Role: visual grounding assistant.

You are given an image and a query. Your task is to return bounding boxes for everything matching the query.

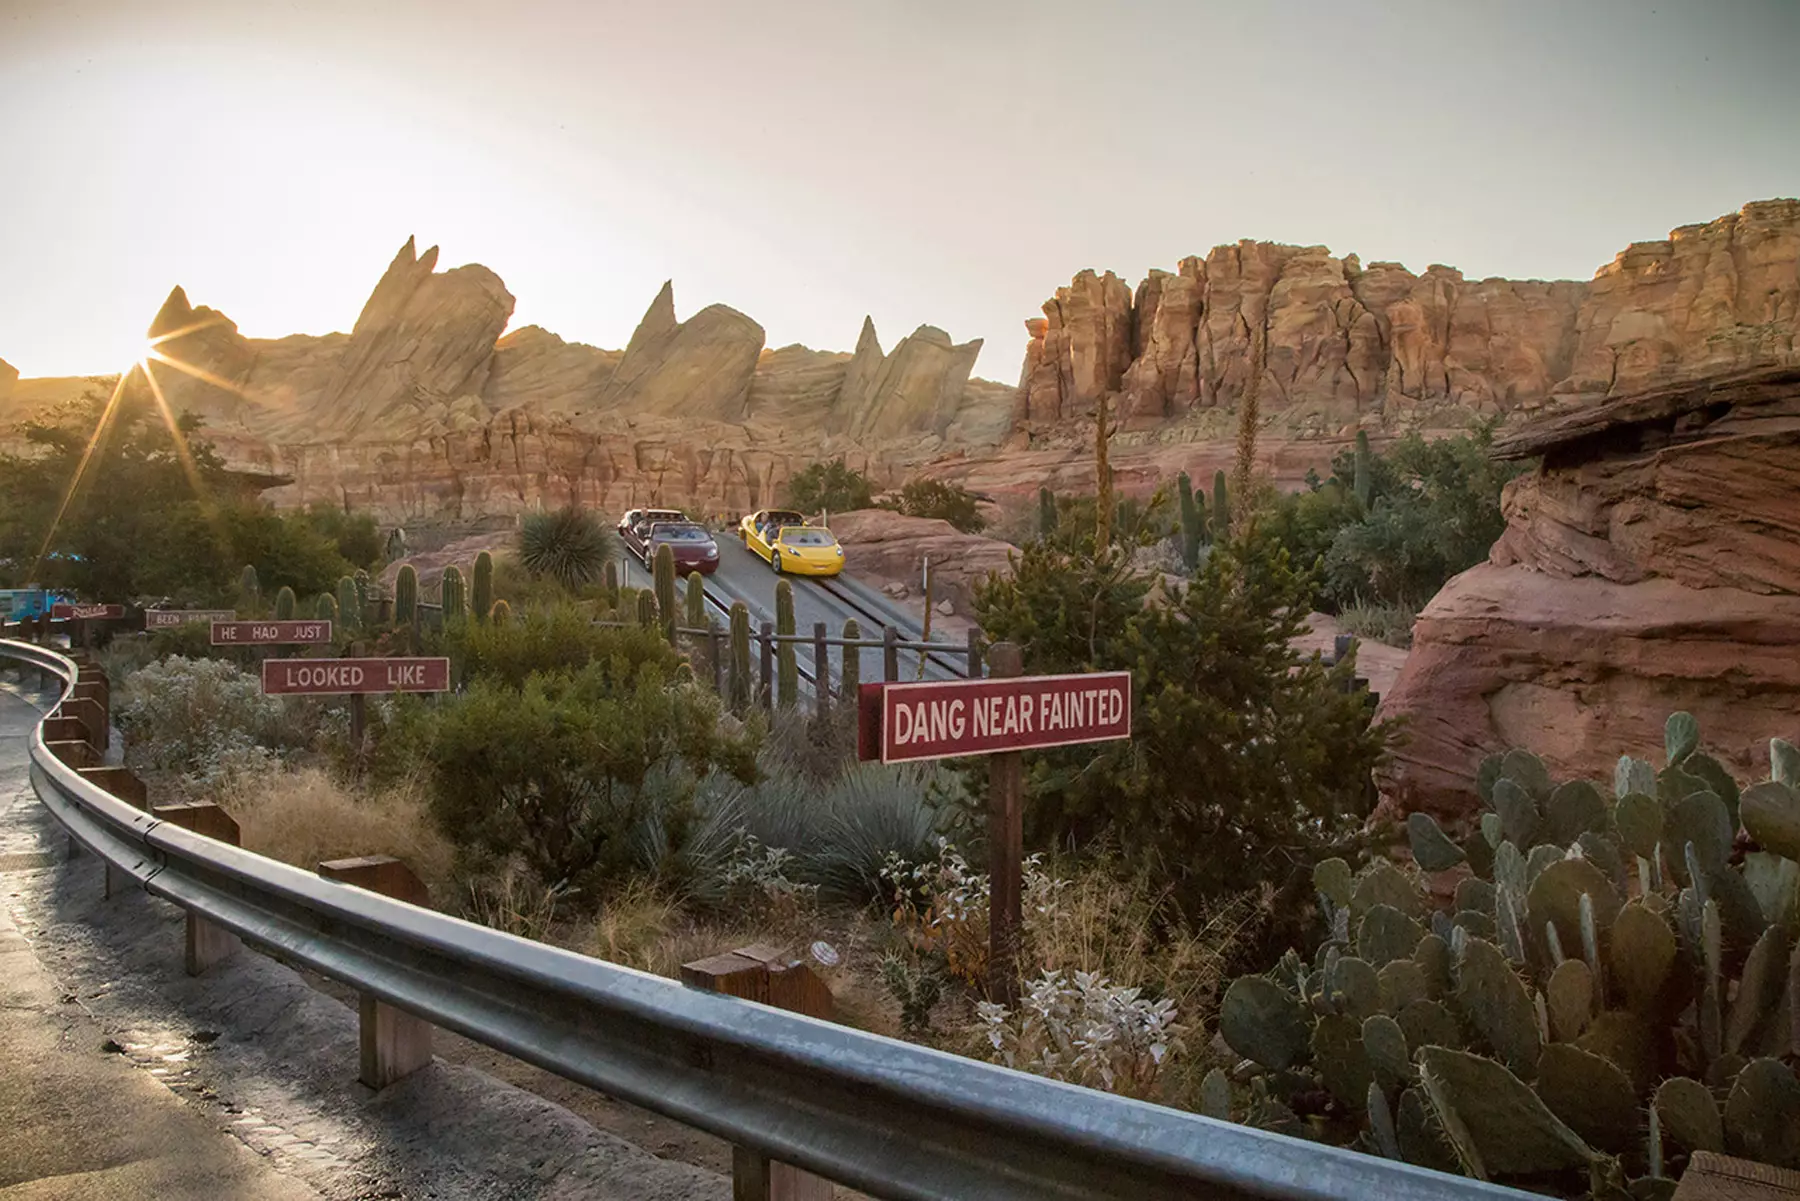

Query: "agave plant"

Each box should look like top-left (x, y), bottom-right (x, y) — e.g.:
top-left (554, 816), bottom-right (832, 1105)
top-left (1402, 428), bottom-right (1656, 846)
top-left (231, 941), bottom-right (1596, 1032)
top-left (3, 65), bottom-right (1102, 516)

top-left (1214, 714), bottom-right (1800, 1198)
top-left (518, 506), bottom-right (615, 592)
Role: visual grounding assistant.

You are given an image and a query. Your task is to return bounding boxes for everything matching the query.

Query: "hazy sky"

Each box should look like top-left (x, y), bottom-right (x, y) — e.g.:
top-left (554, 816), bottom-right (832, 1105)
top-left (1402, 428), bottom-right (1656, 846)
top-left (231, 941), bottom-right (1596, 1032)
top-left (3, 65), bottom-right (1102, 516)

top-left (3, 0), bottom-right (1797, 381)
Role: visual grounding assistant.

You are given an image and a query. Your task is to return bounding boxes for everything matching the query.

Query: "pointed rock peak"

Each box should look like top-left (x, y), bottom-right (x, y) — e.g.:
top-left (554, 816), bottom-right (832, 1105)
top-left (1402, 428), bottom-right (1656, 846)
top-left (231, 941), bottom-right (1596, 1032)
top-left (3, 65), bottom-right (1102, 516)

top-left (419, 244), bottom-right (440, 274)
top-left (622, 281), bottom-right (680, 359)
top-left (852, 315), bottom-right (882, 358)
top-left (393, 236), bottom-right (418, 266)
top-left (909, 324), bottom-right (953, 347)
top-left (148, 285), bottom-right (197, 338)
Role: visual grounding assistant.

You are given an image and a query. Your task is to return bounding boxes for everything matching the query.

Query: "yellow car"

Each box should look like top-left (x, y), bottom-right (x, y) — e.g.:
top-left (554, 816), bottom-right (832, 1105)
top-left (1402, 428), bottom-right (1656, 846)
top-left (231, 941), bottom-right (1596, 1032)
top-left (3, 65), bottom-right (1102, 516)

top-left (739, 509), bottom-right (846, 577)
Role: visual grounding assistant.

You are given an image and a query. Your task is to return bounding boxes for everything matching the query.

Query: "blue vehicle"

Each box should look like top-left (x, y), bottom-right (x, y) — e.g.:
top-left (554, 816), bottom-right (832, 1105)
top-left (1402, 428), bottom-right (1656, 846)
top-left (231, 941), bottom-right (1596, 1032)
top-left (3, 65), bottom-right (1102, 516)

top-left (0, 588), bottom-right (75, 621)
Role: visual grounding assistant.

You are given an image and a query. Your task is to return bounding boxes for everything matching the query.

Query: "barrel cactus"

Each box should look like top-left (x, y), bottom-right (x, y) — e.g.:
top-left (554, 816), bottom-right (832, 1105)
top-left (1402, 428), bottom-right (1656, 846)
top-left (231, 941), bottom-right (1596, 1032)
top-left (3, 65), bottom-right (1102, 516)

top-left (471, 550), bottom-right (494, 623)
top-left (1214, 712), bottom-right (1800, 1195)
top-left (239, 565), bottom-right (261, 611)
top-left (315, 592), bottom-right (337, 623)
top-left (394, 564), bottom-right (418, 626)
top-left (274, 585), bottom-right (296, 620)
top-left (775, 579), bottom-right (797, 708)
top-left (441, 564), bottom-right (467, 624)
top-left (488, 598), bottom-right (511, 626)
top-left (336, 575), bottom-right (359, 633)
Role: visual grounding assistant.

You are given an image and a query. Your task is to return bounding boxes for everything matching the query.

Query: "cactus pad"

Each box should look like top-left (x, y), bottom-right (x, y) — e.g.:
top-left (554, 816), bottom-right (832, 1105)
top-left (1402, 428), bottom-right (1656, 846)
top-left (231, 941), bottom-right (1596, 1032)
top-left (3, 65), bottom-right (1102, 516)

top-left (1367, 1081), bottom-right (1400, 1159)
top-left (1544, 780), bottom-right (1608, 846)
top-left (1502, 749), bottom-right (1553, 800)
top-left (1311, 1012), bottom-right (1374, 1107)
top-left (1723, 1057), bottom-right (1800, 1169)
top-left (1407, 812), bottom-right (1466, 872)
top-left (1398, 999), bottom-right (1462, 1052)
top-left (1610, 901), bottom-right (1677, 1015)
top-left (1684, 752), bottom-right (1741, 823)
top-left (1358, 904), bottom-right (1425, 969)
top-left (1545, 959), bottom-right (1594, 1043)
top-left (1480, 811), bottom-right (1503, 848)
top-left (1396, 1086), bottom-right (1460, 1174)
top-left (1220, 976), bottom-right (1312, 1070)
top-left (1313, 856), bottom-right (1353, 908)
top-left (1664, 712), bottom-right (1700, 766)
top-left (1455, 877), bottom-right (1497, 915)
top-left (1741, 850), bottom-right (1799, 932)
top-left (1615, 755), bottom-right (1656, 801)
top-left (1525, 842), bottom-right (1566, 891)
top-left (1576, 1009), bottom-right (1657, 1093)
top-left (1534, 1043), bottom-right (1640, 1153)
top-left (1740, 781), bottom-right (1800, 862)
top-left (1363, 1013), bottom-right (1413, 1093)
top-left (1464, 827), bottom-right (1495, 878)
top-left (1378, 960), bottom-right (1428, 1012)
top-left (1493, 778), bottom-right (1542, 849)
top-left (1653, 1076), bottom-right (1723, 1155)
top-left (1413, 933), bottom-right (1452, 999)
top-left (1476, 753), bottom-right (1505, 805)
top-left (1199, 1068), bottom-right (1232, 1121)
top-left (1528, 857), bottom-right (1620, 959)
top-left (1575, 831), bottom-right (1626, 887)
top-left (1453, 909), bottom-right (1498, 942)
top-left (1454, 936), bottom-right (1541, 1074)
top-left (1352, 860), bottom-right (1426, 919)
top-left (1773, 738), bottom-right (1799, 789)
top-left (1333, 955), bottom-right (1383, 1020)
top-left (1667, 789), bottom-right (1733, 884)
top-left (1417, 1046), bottom-right (1593, 1179)
top-left (1613, 791), bottom-right (1662, 860)
top-left (1725, 922), bottom-right (1792, 1058)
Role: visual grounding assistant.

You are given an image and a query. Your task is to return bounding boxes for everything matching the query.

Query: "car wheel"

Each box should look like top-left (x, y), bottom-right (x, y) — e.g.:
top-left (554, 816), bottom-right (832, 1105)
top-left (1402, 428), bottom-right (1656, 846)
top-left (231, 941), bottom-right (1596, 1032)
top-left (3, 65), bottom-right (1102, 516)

top-left (771, 552), bottom-right (783, 574)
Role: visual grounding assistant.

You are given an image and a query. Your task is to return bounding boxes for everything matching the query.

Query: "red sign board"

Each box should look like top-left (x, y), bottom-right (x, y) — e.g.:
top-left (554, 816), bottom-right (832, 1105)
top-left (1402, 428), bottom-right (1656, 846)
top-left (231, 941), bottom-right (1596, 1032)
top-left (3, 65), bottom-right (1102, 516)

top-left (859, 671), bottom-right (1132, 764)
top-left (262, 657), bottom-right (451, 696)
top-left (212, 620), bottom-right (333, 645)
top-left (146, 609), bottom-right (236, 629)
top-left (51, 603), bottom-right (125, 620)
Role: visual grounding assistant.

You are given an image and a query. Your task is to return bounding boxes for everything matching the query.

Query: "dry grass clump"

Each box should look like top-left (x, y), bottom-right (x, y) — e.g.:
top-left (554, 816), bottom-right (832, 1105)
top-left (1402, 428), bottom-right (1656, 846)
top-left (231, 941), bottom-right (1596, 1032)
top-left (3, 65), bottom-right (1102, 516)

top-left (217, 765), bottom-right (456, 901)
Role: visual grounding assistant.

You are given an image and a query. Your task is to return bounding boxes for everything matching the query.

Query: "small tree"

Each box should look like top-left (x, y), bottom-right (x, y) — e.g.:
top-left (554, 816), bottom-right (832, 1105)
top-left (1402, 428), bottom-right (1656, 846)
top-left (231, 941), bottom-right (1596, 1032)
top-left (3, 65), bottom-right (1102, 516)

top-left (519, 506), bottom-right (615, 591)
top-left (1038, 487), bottom-right (1058, 538)
top-left (785, 458), bottom-right (874, 514)
top-left (887, 478), bottom-right (986, 534)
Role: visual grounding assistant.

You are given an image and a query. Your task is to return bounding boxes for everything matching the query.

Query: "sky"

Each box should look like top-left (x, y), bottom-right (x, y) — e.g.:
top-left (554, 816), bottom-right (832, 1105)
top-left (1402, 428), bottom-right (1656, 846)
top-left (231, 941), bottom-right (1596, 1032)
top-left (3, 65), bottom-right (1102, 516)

top-left (2, 0), bottom-right (1797, 382)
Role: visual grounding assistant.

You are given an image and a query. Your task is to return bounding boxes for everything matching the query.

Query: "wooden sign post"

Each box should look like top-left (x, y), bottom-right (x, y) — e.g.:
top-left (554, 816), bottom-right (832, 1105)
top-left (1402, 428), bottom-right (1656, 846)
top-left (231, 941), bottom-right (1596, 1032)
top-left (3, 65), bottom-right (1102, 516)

top-left (857, 649), bottom-right (1132, 1006)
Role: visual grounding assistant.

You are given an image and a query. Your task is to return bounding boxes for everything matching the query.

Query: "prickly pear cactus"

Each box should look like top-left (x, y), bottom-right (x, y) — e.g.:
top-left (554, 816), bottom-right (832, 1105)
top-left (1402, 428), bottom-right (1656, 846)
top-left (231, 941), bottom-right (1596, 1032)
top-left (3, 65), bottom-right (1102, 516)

top-left (1219, 975), bottom-right (1312, 1071)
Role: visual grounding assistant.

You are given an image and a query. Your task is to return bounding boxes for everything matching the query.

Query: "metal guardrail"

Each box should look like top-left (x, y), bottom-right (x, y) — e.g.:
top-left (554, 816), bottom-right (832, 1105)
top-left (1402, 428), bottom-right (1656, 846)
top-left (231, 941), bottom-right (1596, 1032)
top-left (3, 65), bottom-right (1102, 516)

top-left (9, 636), bottom-right (1538, 1201)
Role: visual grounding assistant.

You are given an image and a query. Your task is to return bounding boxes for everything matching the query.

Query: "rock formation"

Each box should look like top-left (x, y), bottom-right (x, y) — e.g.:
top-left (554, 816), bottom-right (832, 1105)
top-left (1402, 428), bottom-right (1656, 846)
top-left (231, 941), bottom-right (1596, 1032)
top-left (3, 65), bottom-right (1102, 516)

top-left (1008, 200), bottom-right (1800, 480)
top-left (1377, 366), bottom-right (1800, 821)
top-left (0, 357), bottom-right (16, 404)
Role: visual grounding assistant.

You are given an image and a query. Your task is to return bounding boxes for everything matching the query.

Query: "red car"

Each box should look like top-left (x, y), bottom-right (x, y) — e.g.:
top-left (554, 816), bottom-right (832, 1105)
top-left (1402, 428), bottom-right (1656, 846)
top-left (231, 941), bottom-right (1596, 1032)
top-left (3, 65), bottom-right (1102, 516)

top-left (626, 514), bottom-right (721, 576)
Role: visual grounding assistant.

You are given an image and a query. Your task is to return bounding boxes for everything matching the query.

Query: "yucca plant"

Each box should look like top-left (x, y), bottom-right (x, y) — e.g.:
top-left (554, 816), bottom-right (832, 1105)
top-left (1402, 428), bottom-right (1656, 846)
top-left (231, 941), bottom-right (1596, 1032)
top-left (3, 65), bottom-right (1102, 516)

top-left (518, 506), bottom-right (615, 592)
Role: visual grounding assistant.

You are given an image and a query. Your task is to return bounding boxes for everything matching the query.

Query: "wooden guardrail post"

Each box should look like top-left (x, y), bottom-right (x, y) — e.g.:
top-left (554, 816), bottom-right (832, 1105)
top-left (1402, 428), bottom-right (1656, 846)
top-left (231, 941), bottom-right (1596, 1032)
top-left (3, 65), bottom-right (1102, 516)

top-left (882, 626), bottom-right (899, 682)
top-left (152, 802), bottom-right (243, 974)
top-left (965, 629), bottom-right (984, 679)
top-left (81, 766), bottom-right (149, 898)
top-left (709, 619), bottom-right (724, 694)
top-left (318, 855), bottom-right (435, 1089)
top-left (811, 623), bottom-right (828, 707)
top-left (682, 945), bottom-right (834, 1201)
top-left (758, 621), bottom-right (774, 712)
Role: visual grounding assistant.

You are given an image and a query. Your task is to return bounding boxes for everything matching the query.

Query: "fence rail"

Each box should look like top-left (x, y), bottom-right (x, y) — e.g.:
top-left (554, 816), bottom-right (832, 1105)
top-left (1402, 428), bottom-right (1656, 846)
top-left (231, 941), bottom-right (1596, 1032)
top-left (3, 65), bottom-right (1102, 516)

top-left (8, 637), bottom-right (1534, 1201)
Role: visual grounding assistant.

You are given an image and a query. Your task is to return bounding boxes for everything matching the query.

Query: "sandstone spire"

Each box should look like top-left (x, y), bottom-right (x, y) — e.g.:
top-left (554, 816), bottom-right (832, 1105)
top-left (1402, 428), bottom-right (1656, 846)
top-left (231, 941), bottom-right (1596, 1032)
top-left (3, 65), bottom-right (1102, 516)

top-left (838, 315), bottom-right (883, 412)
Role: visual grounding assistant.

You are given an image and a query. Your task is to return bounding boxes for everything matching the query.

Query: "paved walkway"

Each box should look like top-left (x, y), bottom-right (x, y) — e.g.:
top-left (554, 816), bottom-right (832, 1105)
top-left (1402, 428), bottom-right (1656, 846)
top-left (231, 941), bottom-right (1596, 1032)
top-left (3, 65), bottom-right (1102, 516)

top-left (0, 680), bottom-right (322, 1199)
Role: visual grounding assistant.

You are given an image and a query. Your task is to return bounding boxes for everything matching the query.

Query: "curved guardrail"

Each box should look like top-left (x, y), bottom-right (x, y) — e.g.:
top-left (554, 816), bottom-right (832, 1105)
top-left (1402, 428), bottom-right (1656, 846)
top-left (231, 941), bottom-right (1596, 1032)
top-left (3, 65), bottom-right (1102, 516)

top-left (9, 637), bottom-right (1538, 1201)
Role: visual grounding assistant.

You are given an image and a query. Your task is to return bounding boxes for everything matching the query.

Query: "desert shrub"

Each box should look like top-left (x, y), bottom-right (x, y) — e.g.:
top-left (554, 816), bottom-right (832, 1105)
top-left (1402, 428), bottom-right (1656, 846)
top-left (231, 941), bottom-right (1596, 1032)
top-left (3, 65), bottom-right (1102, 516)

top-left (976, 970), bottom-right (1187, 1099)
top-left (884, 478), bottom-right (987, 533)
top-left (446, 603), bottom-right (677, 688)
top-left (486, 551), bottom-right (587, 611)
top-left (1335, 600), bottom-right (1417, 649)
top-left (116, 655), bottom-right (296, 777)
top-left (784, 458), bottom-right (874, 514)
top-left (418, 664), bottom-right (758, 892)
top-left (518, 506), bottom-right (615, 591)
top-left (295, 504), bottom-right (383, 572)
top-left (973, 507), bottom-right (1390, 914)
top-left (216, 765), bottom-right (455, 899)
top-left (1210, 716), bottom-right (1800, 1193)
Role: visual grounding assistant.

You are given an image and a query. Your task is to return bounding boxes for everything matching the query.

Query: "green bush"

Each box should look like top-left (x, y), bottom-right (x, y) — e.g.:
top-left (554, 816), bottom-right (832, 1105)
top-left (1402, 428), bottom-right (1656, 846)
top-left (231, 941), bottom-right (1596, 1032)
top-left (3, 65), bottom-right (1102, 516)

top-left (884, 478), bottom-right (987, 533)
top-left (973, 502), bottom-right (1389, 914)
top-left (1213, 716), bottom-right (1800, 1192)
top-left (419, 665), bottom-right (757, 891)
top-left (518, 506), bottom-right (615, 591)
top-left (446, 604), bottom-right (677, 690)
top-left (784, 458), bottom-right (874, 514)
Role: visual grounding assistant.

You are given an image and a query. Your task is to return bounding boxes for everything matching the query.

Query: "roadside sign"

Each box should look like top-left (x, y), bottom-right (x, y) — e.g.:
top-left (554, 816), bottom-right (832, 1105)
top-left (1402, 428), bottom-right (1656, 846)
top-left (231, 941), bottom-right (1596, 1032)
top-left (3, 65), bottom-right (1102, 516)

top-left (212, 620), bottom-right (333, 646)
top-left (146, 609), bottom-right (236, 629)
top-left (51, 603), bottom-right (125, 620)
top-left (262, 657), bottom-right (450, 696)
top-left (859, 670), bottom-right (1131, 764)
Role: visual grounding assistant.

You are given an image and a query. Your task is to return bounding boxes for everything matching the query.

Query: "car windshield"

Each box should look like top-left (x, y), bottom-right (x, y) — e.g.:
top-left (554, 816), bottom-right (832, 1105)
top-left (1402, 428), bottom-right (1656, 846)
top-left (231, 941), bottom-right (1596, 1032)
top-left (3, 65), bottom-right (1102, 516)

top-left (652, 524), bottom-right (711, 542)
top-left (781, 528), bottom-right (837, 547)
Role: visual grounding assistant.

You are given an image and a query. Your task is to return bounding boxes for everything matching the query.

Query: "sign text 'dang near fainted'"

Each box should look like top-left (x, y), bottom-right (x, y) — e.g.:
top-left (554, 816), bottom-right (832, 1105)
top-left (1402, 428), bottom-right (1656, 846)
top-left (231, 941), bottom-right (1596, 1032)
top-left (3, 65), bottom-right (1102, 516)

top-left (861, 671), bottom-right (1131, 764)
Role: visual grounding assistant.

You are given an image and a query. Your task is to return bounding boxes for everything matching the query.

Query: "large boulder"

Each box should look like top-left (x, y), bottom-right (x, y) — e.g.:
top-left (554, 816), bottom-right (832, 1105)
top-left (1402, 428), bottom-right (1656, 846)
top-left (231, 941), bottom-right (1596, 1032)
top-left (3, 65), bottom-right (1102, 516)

top-left (826, 509), bottom-right (1018, 620)
top-left (1377, 366), bottom-right (1800, 820)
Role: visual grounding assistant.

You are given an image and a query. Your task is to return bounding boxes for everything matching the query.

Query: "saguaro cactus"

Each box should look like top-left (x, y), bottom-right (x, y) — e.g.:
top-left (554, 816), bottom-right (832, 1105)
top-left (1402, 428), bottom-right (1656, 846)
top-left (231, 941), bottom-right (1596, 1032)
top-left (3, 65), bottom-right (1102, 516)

top-left (239, 565), bottom-right (261, 611)
top-left (1038, 486), bottom-right (1058, 537)
top-left (840, 618), bottom-right (861, 700)
top-left (1177, 471), bottom-right (1203, 569)
top-left (636, 589), bottom-right (656, 627)
top-left (654, 544), bottom-right (678, 644)
top-left (394, 564), bottom-right (418, 626)
top-left (274, 585), bottom-right (296, 620)
top-left (441, 564), bottom-right (467, 624)
top-left (336, 576), bottom-right (359, 632)
top-left (775, 579), bottom-right (797, 708)
top-left (603, 560), bottom-right (620, 608)
top-left (1354, 429), bottom-right (1374, 509)
top-left (1211, 470), bottom-right (1231, 543)
top-left (489, 598), bottom-right (512, 625)
top-left (315, 592), bottom-right (337, 623)
top-left (471, 551), bottom-right (494, 623)
top-left (728, 601), bottom-right (752, 713)
top-left (684, 572), bottom-right (705, 629)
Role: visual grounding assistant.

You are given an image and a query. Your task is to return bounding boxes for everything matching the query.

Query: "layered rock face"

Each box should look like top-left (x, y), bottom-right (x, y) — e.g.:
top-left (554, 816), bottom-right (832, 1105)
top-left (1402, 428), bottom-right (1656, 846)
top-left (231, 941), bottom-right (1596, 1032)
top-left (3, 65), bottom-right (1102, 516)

top-left (1007, 201), bottom-right (1800, 504)
top-left (0, 357), bottom-right (16, 403)
top-left (1377, 366), bottom-right (1800, 821)
top-left (73, 239), bottom-right (1010, 520)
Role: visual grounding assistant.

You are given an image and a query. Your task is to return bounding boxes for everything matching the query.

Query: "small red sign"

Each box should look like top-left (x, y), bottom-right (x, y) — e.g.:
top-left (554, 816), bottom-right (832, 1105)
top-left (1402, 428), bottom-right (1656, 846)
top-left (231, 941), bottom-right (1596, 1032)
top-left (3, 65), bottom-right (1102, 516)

top-left (261, 657), bottom-right (450, 696)
top-left (211, 620), bottom-right (333, 646)
top-left (859, 671), bottom-right (1132, 764)
top-left (51, 603), bottom-right (125, 620)
top-left (146, 609), bottom-right (236, 629)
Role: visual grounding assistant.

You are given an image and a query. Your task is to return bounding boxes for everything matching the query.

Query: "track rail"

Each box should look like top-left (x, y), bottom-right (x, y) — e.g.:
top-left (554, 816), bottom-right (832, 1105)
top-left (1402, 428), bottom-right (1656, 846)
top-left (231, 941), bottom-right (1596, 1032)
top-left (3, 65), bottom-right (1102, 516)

top-left (10, 635), bottom-right (1537, 1201)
